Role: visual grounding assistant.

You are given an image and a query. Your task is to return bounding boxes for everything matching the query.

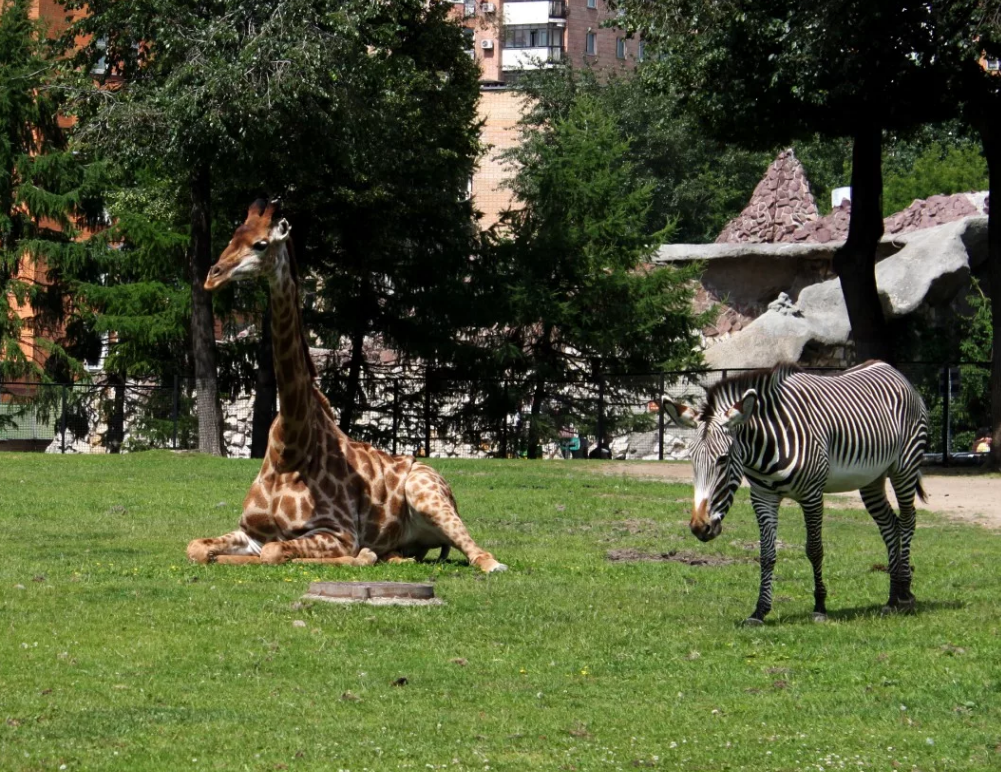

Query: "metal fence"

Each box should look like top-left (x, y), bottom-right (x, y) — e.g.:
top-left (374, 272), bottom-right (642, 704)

top-left (0, 362), bottom-right (992, 464)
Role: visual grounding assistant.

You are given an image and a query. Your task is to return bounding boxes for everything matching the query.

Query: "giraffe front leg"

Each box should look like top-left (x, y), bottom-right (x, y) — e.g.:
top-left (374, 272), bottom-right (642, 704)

top-left (259, 532), bottom-right (377, 567)
top-left (187, 530), bottom-right (262, 564)
top-left (746, 490), bottom-right (781, 625)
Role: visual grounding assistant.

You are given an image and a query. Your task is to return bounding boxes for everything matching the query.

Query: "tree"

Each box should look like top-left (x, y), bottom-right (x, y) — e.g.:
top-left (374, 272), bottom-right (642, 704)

top-left (68, 0), bottom-right (483, 448)
top-left (883, 141), bottom-right (988, 216)
top-left (615, 0), bottom-right (963, 364)
top-left (278, 1), bottom-right (483, 433)
top-left (487, 87), bottom-right (703, 457)
top-left (944, 1), bottom-right (1001, 469)
top-left (0, 0), bottom-right (104, 394)
top-left (66, 0), bottom-right (356, 454)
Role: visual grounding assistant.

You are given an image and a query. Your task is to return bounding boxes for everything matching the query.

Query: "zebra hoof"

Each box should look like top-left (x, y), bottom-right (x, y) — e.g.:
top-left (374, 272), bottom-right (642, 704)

top-left (881, 598), bottom-right (916, 616)
top-left (812, 612), bottom-right (828, 623)
top-left (742, 617), bottom-right (764, 627)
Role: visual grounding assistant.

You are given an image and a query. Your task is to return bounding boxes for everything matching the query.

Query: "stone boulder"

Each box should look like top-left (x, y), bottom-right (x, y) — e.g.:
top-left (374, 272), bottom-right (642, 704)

top-left (703, 217), bottom-right (988, 369)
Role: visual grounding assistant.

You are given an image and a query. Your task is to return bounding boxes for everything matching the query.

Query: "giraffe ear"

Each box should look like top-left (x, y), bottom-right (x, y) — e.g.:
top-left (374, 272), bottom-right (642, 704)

top-left (720, 389), bottom-right (756, 428)
top-left (271, 218), bottom-right (291, 242)
top-left (663, 400), bottom-right (699, 428)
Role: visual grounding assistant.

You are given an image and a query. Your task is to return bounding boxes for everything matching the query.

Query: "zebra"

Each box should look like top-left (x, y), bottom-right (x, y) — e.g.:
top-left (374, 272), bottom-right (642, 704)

top-left (664, 360), bottom-right (928, 625)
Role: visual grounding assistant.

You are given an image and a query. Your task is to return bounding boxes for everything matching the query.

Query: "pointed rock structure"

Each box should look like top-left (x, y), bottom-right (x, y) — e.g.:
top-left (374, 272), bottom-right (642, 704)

top-left (716, 149), bottom-right (819, 244)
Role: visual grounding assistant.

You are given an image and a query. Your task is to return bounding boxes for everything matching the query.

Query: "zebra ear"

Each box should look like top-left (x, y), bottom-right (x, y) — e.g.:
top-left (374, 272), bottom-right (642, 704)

top-left (721, 389), bottom-right (757, 428)
top-left (664, 400), bottom-right (699, 428)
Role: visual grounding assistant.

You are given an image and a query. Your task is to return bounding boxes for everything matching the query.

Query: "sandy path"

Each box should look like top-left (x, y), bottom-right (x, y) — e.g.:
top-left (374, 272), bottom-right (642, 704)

top-left (589, 461), bottom-right (1001, 529)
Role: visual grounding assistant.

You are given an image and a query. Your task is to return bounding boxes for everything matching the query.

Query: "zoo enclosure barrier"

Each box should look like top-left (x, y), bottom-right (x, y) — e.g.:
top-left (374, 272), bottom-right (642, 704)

top-left (0, 362), bottom-right (991, 464)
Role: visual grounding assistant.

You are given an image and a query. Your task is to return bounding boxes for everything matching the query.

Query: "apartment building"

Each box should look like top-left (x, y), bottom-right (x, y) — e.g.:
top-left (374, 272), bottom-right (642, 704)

top-left (454, 0), bottom-right (638, 227)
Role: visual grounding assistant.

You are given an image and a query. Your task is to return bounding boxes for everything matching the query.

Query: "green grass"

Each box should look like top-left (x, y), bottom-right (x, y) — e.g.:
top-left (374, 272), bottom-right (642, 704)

top-left (1, 453), bottom-right (999, 771)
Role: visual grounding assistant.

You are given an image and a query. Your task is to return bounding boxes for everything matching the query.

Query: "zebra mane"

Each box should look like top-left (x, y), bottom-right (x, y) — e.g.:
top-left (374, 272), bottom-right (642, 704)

top-left (701, 363), bottom-right (802, 421)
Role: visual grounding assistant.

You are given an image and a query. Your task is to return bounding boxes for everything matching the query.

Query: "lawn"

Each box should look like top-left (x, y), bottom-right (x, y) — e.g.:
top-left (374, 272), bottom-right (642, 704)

top-left (1, 452), bottom-right (999, 771)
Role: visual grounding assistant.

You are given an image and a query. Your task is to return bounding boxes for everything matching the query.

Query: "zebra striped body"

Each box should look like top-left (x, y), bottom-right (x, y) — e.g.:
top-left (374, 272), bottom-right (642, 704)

top-left (666, 360), bottom-right (928, 624)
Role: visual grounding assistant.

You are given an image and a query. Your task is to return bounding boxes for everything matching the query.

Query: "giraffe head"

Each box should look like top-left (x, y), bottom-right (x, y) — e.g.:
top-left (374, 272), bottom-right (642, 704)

top-left (664, 389), bottom-right (756, 542)
top-left (205, 199), bottom-right (291, 291)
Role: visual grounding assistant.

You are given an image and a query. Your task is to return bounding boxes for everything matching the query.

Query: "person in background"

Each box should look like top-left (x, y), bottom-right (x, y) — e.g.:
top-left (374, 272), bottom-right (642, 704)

top-left (972, 428), bottom-right (992, 454)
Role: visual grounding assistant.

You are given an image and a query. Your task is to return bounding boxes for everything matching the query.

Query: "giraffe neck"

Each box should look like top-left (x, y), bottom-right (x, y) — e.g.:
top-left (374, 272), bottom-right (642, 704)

top-left (267, 240), bottom-right (319, 465)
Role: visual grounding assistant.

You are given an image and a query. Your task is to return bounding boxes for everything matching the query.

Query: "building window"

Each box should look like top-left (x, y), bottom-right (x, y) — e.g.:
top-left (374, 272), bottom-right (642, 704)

top-left (585, 31), bottom-right (596, 55)
top-left (638, 40), bottom-right (646, 62)
top-left (616, 37), bottom-right (626, 59)
top-left (587, 0), bottom-right (596, 8)
top-left (987, 58), bottom-right (1001, 72)
top-left (92, 37), bottom-right (108, 76)
top-left (505, 25), bottom-right (552, 48)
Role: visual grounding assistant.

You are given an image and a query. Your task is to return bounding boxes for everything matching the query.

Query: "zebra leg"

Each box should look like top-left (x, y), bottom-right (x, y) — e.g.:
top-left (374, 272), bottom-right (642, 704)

top-left (800, 490), bottom-right (828, 621)
top-left (888, 470), bottom-right (919, 611)
top-left (859, 477), bottom-right (906, 613)
top-left (746, 489), bottom-right (781, 625)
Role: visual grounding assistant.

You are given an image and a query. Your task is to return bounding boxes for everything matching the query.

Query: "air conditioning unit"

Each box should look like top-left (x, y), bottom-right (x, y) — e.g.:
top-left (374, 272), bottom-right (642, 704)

top-left (480, 39), bottom-right (494, 50)
top-left (481, 2), bottom-right (496, 13)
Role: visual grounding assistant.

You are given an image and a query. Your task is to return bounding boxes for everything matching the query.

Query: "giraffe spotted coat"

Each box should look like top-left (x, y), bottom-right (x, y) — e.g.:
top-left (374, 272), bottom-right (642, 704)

top-left (186, 200), bottom-right (506, 572)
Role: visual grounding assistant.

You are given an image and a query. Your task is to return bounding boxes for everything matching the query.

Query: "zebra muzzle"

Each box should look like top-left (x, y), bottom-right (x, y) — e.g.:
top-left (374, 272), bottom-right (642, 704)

top-left (690, 501), bottom-right (722, 542)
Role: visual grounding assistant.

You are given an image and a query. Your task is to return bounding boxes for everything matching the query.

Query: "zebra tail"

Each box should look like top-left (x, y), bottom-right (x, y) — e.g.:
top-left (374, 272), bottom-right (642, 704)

top-left (916, 475), bottom-right (927, 504)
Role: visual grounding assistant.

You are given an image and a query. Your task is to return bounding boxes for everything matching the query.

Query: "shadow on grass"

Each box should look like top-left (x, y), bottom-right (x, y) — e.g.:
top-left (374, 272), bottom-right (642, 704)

top-left (778, 598), bottom-right (967, 624)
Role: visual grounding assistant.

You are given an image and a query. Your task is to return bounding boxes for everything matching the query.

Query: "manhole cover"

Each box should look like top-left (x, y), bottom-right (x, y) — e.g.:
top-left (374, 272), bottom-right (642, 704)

top-left (303, 581), bottom-right (442, 606)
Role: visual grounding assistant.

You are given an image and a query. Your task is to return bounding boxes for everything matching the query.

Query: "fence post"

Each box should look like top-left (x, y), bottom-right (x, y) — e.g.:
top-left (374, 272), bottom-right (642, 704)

top-left (595, 376), bottom-right (605, 460)
top-left (942, 365), bottom-right (951, 467)
top-left (392, 379), bottom-right (400, 456)
top-left (423, 366), bottom-right (432, 458)
top-left (60, 384), bottom-right (68, 454)
top-left (501, 380), bottom-right (509, 459)
top-left (172, 375), bottom-right (180, 450)
top-left (658, 373), bottom-right (665, 462)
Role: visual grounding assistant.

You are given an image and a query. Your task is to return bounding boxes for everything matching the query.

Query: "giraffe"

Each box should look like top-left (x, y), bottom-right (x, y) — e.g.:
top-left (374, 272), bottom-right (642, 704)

top-left (185, 199), bottom-right (507, 573)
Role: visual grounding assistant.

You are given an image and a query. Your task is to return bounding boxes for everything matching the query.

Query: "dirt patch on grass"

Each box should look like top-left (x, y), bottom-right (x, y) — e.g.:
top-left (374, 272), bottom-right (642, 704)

top-left (591, 461), bottom-right (1001, 530)
top-left (606, 548), bottom-right (750, 566)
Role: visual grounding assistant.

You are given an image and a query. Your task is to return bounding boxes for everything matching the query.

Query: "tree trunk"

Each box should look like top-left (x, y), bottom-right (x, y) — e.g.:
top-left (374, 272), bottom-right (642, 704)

top-left (105, 371), bottom-right (125, 453)
top-left (983, 124), bottom-right (1001, 471)
top-left (250, 304), bottom-right (276, 459)
top-left (527, 377), bottom-right (545, 459)
top-left (832, 123), bottom-right (892, 364)
top-left (339, 277), bottom-right (369, 433)
top-left (189, 164), bottom-right (223, 456)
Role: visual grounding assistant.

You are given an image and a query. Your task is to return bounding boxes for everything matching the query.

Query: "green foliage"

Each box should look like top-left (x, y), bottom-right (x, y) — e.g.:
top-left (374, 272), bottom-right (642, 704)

top-left (615, 0), bottom-right (962, 146)
top-left (2, 455), bottom-right (1001, 769)
top-left (67, 0), bottom-right (484, 431)
top-left (883, 142), bottom-right (988, 216)
top-left (485, 80), bottom-right (705, 451)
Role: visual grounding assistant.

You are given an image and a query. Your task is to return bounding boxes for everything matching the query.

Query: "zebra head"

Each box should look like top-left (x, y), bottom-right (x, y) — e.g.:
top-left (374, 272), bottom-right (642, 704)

top-left (664, 390), bottom-right (757, 542)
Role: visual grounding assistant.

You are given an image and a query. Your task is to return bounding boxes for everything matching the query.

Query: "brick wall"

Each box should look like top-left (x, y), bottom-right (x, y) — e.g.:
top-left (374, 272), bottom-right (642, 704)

top-left (473, 88), bottom-right (527, 229)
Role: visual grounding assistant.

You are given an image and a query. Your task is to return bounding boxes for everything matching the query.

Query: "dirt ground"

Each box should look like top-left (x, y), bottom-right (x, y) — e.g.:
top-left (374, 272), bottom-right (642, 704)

top-left (593, 461), bottom-right (1001, 529)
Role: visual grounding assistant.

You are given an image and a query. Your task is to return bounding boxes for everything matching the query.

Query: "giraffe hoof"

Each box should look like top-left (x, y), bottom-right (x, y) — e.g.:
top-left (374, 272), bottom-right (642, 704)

top-left (742, 617), bottom-right (764, 627)
top-left (186, 540), bottom-right (214, 564)
top-left (353, 548), bottom-right (378, 567)
top-left (812, 613), bottom-right (828, 623)
top-left (486, 562), bottom-right (508, 573)
top-left (260, 543), bottom-right (287, 565)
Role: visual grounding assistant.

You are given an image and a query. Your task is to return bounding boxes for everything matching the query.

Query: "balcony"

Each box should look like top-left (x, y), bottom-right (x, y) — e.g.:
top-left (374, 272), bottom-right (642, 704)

top-left (502, 44), bottom-right (566, 71)
top-left (549, 1), bottom-right (567, 20)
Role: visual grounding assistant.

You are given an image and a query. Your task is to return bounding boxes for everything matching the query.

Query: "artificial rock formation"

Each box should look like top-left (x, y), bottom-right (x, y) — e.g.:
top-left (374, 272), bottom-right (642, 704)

top-left (716, 149), bottom-right (819, 244)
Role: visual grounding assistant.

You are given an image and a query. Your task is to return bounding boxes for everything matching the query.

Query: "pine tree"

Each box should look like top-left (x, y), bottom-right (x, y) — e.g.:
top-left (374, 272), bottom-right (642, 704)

top-left (0, 0), bottom-right (104, 395)
top-left (487, 88), bottom-right (703, 457)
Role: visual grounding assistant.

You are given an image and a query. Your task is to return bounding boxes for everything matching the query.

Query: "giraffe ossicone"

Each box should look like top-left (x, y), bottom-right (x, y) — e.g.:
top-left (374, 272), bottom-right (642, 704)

top-left (187, 199), bottom-right (506, 573)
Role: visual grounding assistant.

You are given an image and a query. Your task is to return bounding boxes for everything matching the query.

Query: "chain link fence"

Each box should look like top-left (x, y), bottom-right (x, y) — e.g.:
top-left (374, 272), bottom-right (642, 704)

top-left (0, 362), bottom-right (992, 464)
